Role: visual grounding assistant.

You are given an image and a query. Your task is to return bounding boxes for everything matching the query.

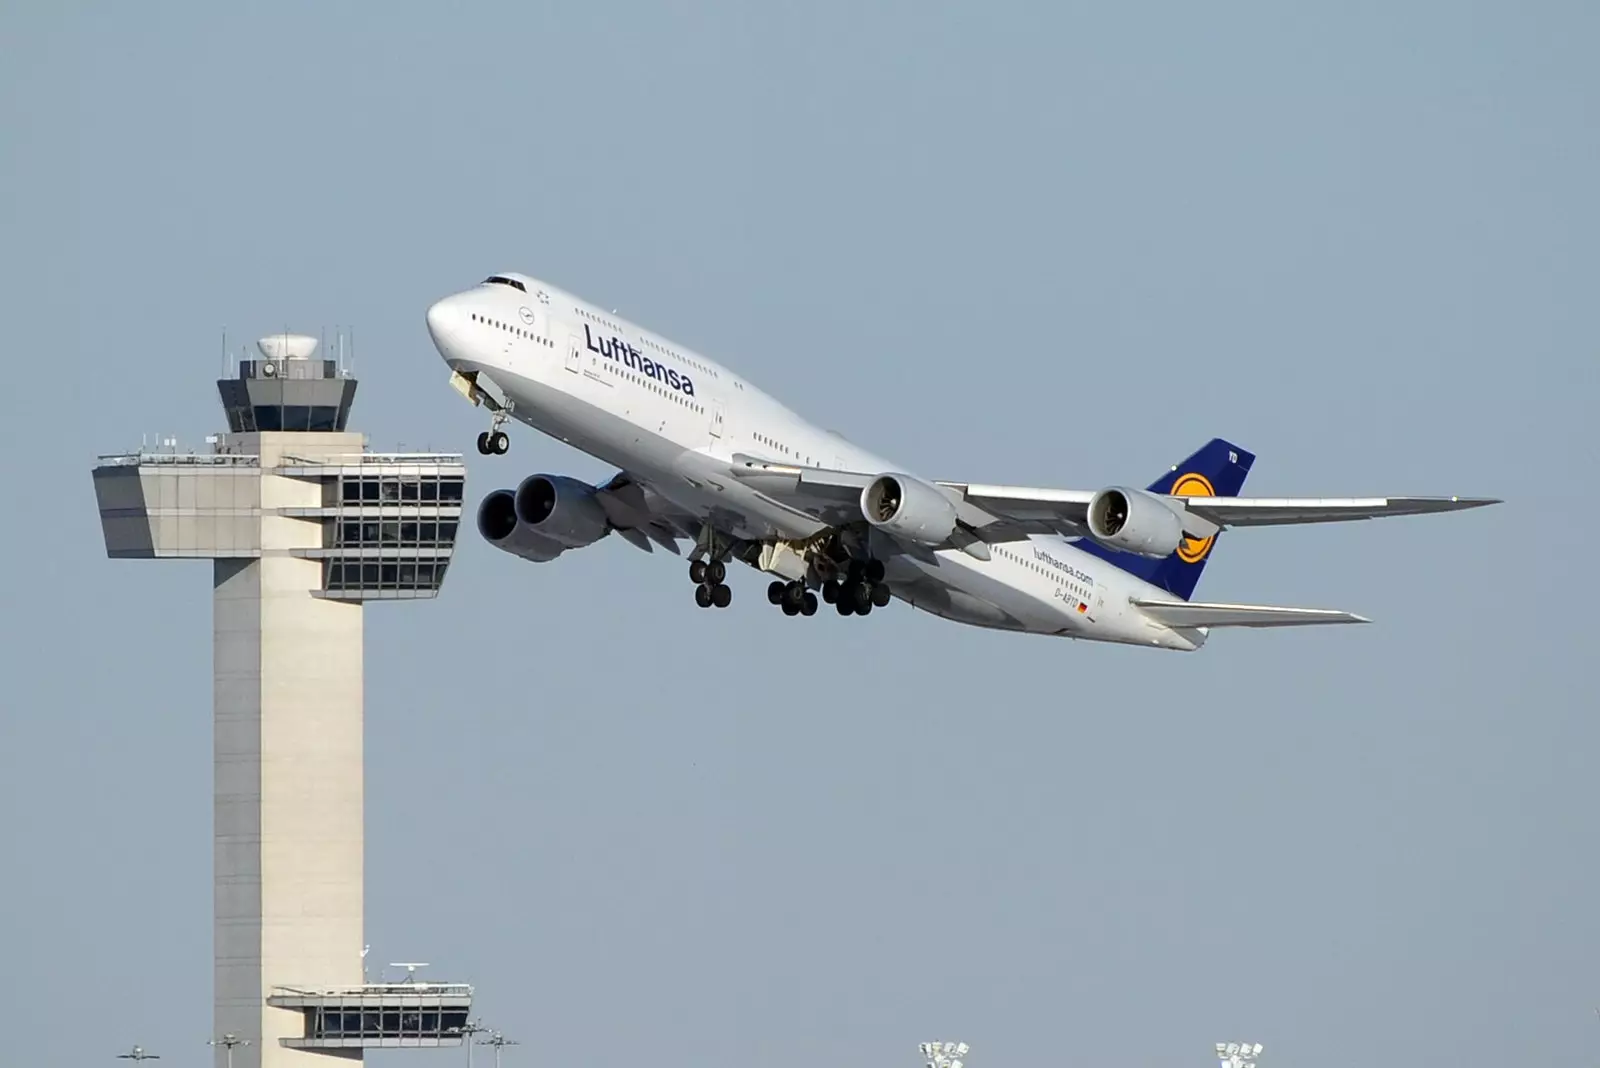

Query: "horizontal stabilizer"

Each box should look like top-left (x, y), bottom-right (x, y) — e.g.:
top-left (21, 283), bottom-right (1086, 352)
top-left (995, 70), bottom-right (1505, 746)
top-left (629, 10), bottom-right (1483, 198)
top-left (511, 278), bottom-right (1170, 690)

top-left (1132, 598), bottom-right (1370, 628)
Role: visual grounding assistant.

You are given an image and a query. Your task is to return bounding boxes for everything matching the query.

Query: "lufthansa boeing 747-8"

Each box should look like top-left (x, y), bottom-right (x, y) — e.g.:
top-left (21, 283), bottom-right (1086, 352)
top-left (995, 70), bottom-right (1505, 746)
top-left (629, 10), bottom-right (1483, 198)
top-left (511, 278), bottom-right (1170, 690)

top-left (424, 271), bottom-right (1498, 651)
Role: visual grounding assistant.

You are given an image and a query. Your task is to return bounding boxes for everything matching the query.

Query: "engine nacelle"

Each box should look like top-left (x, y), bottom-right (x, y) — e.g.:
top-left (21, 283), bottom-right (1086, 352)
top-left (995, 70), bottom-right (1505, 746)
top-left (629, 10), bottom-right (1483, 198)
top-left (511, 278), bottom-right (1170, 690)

top-left (477, 489), bottom-right (565, 563)
top-left (860, 473), bottom-right (959, 547)
top-left (514, 474), bottom-right (610, 549)
top-left (1085, 485), bottom-right (1186, 559)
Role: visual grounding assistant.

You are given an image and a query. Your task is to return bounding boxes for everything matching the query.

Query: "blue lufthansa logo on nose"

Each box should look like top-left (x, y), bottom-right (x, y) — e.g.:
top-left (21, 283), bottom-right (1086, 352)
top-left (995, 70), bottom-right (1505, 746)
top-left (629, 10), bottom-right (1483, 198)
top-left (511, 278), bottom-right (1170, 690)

top-left (584, 324), bottom-right (696, 396)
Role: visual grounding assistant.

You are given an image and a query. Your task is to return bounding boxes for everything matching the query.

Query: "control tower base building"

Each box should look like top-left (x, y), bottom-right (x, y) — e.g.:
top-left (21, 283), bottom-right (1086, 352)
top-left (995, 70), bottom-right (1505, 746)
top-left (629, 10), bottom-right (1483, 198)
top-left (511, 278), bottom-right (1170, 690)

top-left (91, 334), bottom-right (473, 1068)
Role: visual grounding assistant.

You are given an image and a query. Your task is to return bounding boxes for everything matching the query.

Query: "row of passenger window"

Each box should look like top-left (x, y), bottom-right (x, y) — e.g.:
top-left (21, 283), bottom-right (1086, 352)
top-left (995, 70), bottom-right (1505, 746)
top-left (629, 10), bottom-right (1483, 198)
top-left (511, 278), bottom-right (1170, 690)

top-left (637, 332), bottom-right (718, 379)
top-left (472, 311), bottom-right (553, 348)
top-left (337, 520), bottom-right (460, 546)
top-left (324, 560), bottom-right (449, 590)
top-left (340, 476), bottom-right (465, 504)
top-left (753, 431), bottom-right (815, 464)
top-left (579, 306), bottom-right (722, 380)
top-left (994, 546), bottom-right (1092, 604)
top-left (602, 361), bottom-right (705, 413)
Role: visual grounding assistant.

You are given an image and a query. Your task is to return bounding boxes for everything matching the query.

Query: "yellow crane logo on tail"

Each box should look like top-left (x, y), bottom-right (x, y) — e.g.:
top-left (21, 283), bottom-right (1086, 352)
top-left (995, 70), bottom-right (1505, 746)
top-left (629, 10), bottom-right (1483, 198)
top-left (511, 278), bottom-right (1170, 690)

top-left (1170, 472), bottom-right (1217, 563)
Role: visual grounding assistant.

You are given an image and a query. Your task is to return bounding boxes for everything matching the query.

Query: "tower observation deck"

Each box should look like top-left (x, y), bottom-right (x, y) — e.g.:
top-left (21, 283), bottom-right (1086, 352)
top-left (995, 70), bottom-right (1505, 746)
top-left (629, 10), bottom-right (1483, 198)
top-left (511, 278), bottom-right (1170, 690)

top-left (90, 333), bottom-right (474, 1068)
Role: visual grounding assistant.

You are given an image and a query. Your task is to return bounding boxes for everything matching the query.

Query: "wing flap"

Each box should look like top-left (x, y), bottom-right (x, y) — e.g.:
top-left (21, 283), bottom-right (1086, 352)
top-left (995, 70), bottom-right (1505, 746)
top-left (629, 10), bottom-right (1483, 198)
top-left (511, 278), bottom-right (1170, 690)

top-left (1132, 599), bottom-right (1370, 628)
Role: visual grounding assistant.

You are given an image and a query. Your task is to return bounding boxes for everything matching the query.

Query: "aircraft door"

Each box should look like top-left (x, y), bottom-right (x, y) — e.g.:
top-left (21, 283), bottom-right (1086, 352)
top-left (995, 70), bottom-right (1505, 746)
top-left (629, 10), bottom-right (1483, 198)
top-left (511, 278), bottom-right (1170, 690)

top-left (565, 334), bottom-right (582, 374)
top-left (710, 400), bottom-right (725, 439)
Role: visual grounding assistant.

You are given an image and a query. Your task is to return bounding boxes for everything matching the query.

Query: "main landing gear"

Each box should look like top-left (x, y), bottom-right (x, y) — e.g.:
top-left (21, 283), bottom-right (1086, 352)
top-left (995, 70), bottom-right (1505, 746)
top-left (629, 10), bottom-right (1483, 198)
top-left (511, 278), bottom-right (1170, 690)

top-left (824, 558), bottom-right (891, 616)
top-left (690, 558), bottom-right (732, 609)
top-left (766, 558), bottom-right (890, 618)
top-left (767, 580), bottom-right (818, 616)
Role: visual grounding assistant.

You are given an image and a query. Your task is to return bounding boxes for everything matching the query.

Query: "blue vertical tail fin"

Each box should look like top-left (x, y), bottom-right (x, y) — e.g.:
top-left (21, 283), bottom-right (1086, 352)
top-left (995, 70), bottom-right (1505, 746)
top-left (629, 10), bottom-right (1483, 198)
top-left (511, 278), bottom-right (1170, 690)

top-left (1075, 438), bottom-right (1255, 601)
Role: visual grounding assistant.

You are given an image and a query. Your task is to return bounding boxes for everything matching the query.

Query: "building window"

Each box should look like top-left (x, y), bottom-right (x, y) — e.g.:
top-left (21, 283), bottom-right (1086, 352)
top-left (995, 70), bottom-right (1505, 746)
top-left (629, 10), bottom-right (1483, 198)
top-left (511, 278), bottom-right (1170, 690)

top-left (324, 557), bottom-right (451, 593)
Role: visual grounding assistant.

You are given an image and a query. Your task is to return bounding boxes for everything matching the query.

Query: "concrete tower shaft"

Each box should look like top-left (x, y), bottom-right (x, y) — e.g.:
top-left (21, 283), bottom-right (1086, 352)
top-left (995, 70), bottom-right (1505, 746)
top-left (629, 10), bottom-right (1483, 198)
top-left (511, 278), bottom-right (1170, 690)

top-left (91, 334), bottom-right (473, 1068)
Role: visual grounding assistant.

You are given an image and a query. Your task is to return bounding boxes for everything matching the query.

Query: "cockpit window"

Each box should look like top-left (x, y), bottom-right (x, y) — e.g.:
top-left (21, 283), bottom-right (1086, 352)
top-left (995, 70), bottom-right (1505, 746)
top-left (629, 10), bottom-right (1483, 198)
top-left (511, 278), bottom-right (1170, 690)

top-left (482, 275), bottom-right (527, 293)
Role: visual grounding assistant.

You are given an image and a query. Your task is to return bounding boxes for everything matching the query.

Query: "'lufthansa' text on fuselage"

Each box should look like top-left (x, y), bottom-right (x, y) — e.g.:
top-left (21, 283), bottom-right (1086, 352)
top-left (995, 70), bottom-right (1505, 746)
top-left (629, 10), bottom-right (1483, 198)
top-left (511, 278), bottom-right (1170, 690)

top-left (584, 324), bottom-right (696, 397)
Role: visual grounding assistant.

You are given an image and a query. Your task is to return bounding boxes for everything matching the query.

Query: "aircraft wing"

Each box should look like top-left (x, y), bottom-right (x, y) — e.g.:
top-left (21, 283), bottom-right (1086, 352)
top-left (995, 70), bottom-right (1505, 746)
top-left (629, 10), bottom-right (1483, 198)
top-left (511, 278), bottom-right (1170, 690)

top-left (1163, 495), bottom-right (1502, 527)
top-left (1132, 599), bottom-right (1370, 628)
top-left (729, 455), bottom-right (1500, 542)
top-left (729, 456), bottom-right (1092, 536)
top-left (945, 486), bottom-right (1501, 540)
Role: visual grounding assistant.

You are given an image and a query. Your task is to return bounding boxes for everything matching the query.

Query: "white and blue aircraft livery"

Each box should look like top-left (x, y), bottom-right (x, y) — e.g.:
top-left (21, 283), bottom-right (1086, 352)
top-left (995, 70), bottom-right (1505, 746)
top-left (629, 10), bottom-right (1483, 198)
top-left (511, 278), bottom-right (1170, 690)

top-left (425, 272), bottom-right (1499, 651)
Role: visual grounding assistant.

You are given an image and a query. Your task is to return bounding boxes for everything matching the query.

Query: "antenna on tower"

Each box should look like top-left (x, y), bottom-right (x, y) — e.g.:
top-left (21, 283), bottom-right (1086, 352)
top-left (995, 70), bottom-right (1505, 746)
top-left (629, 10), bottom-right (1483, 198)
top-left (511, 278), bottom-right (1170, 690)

top-left (389, 961), bottom-right (430, 983)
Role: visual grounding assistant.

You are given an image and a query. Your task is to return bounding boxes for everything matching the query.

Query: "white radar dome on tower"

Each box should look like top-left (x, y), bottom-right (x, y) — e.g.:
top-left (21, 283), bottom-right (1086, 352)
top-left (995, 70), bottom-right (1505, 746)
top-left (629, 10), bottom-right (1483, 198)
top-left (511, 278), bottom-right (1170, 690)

top-left (256, 334), bottom-right (320, 361)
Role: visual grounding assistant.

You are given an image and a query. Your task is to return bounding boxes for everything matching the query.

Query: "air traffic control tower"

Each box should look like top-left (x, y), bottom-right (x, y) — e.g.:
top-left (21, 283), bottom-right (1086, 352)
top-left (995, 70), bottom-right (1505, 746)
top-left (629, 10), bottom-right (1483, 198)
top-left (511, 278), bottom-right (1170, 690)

top-left (91, 334), bottom-right (474, 1068)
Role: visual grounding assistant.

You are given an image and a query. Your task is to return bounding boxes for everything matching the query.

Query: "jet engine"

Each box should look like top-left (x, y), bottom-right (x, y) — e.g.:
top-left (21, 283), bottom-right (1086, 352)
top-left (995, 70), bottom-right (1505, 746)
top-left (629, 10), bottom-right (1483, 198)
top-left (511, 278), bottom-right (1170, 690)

top-left (513, 474), bottom-right (611, 549)
top-left (860, 473), bottom-right (958, 547)
top-left (477, 489), bottom-right (565, 563)
top-left (1085, 486), bottom-right (1186, 558)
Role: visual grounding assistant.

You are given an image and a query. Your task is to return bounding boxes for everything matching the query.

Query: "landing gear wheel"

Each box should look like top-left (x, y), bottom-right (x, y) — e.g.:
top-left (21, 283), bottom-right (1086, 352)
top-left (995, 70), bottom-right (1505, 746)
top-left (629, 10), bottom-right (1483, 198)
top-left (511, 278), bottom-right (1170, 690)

top-left (782, 599), bottom-right (800, 616)
top-left (695, 584), bottom-right (713, 608)
top-left (690, 560), bottom-right (709, 585)
top-left (849, 582), bottom-right (873, 614)
top-left (801, 591), bottom-right (818, 616)
top-left (476, 431), bottom-right (492, 455)
top-left (836, 597), bottom-right (854, 616)
top-left (706, 560), bottom-right (726, 584)
top-left (767, 580), bottom-right (786, 605)
top-left (821, 581), bottom-right (839, 605)
top-left (488, 430), bottom-right (509, 454)
top-left (710, 582), bottom-right (732, 608)
top-left (871, 582), bottom-right (891, 608)
top-left (864, 559), bottom-right (886, 584)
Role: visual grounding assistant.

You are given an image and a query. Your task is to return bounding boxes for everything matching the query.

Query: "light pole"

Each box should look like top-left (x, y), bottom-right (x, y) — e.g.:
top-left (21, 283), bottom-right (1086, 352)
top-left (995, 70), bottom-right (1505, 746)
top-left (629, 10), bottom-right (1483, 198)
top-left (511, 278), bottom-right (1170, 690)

top-left (451, 1018), bottom-right (490, 1068)
top-left (1215, 1041), bottom-right (1264, 1068)
top-left (480, 1030), bottom-right (519, 1068)
top-left (210, 1033), bottom-right (251, 1068)
top-left (919, 1041), bottom-right (969, 1068)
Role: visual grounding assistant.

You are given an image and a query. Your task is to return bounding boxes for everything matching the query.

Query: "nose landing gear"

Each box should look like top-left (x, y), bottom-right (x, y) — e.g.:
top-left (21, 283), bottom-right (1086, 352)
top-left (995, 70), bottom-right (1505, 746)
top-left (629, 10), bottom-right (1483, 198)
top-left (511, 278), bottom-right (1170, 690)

top-left (473, 394), bottom-right (514, 455)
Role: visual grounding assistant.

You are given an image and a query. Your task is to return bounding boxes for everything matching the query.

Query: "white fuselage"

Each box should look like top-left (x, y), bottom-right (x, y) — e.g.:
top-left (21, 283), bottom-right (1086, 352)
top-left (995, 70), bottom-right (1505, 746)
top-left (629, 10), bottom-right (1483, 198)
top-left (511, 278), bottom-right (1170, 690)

top-left (425, 275), bottom-right (1206, 651)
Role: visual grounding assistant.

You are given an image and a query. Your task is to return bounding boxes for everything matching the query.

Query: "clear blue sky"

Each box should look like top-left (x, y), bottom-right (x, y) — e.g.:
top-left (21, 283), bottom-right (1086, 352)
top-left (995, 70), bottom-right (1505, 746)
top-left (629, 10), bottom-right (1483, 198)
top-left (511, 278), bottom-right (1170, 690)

top-left (2, 3), bottom-right (1594, 1067)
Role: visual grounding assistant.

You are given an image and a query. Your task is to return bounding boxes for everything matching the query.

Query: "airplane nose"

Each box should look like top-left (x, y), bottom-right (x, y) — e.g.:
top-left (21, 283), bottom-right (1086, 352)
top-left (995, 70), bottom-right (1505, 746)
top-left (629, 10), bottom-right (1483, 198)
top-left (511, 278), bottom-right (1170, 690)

top-left (425, 296), bottom-right (463, 351)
